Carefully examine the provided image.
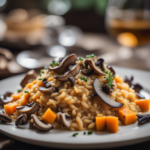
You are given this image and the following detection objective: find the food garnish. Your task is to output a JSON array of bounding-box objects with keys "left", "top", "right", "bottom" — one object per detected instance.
[
  {"left": 72, "top": 133, "right": 78, "bottom": 137},
  {"left": 86, "top": 54, "right": 95, "bottom": 58},
  {"left": 79, "top": 57, "right": 83, "bottom": 61},
  {"left": 79, "top": 76, "right": 87, "bottom": 82}
]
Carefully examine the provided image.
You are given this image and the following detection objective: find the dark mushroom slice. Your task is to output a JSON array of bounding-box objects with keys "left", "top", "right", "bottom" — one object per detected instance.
[
  {"left": 81, "top": 69, "right": 93, "bottom": 76},
  {"left": 42, "top": 78, "right": 47, "bottom": 84},
  {"left": 85, "top": 59, "right": 105, "bottom": 76},
  {"left": 57, "top": 106, "right": 62, "bottom": 113},
  {"left": 131, "top": 83, "right": 143, "bottom": 93},
  {"left": 20, "top": 70, "right": 37, "bottom": 88},
  {"left": 0, "top": 112, "right": 12, "bottom": 123},
  {"left": 39, "top": 86, "right": 56, "bottom": 95},
  {"left": 16, "top": 103, "right": 40, "bottom": 115},
  {"left": 138, "top": 116, "right": 150, "bottom": 125},
  {"left": 93, "top": 78, "right": 124, "bottom": 108},
  {"left": 137, "top": 93, "right": 145, "bottom": 99},
  {"left": 55, "top": 64, "right": 80, "bottom": 81},
  {"left": 107, "top": 66, "right": 116, "bottom": 76},
  {"left": 0, "top": 95, "right": 13, "bottom": 105},
  {"left": 68, "top": 77, "right": 75, "bottom": 87},
  {"left": 91, "top": 93, "right": 97, "bottom": 100},
  {"left": 49, "top": 53, "right": 77, "bottom": 74},
  {"left": 124, "top": 76, "right": 134, "bottom": 87},
  {"left": 60, "top": 113, "right": 71, "bottom": 128},
  {"left": 32, "top": 114, "right": 53, "bottom": 132},
  {"left": 102, "top": 84, "right": 114, "bottom": 94},
  {"left": 26, "top": 101, "right": 34, "bottom": 107},
  {"left": 45, "top": 82, "right": 51, "bottom": 88},
  {"left": 95, "top": 58, "right": 105, "bottom": 71},
  {"left": 15, "top": 114, "right": 28, "bottom": 127},
  {"left": 137, "top": 114, "right": 150, "bottom": 119}
]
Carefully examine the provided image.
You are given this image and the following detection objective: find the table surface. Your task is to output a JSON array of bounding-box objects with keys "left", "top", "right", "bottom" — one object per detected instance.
[{"left": 0, "top": 33, "right": 150, "bottom": 150}]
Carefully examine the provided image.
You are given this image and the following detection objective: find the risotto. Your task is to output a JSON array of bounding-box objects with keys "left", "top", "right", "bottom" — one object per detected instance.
[{"left": 0, "top": 53, "right": 150, "bottom": 133}]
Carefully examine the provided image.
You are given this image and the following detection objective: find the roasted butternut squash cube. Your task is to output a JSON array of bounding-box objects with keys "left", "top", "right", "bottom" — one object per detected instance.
[
  {"left": 20, "top": 93, "right": 30, "bottom": 106},
  {"left": 26, "top": 83, "right": 34, "bottom": 89},
  {"left": 106, "top": 116, "right": 118, "bottom": 133},
  {"left": 118, "top": 107, "right": 136, "bottom": 125},
  {"left": 11, "top": 93, "right": 23, "bottom": 101},
  {"left": 37, "top": 80, "right": 45, "bottom": 87},
  {"left": 42, "top": 108, "right": 56, "bottom": 124},
  {"left": 4, "top": 102, "right": 18, "bottom": 115},
  {"left": 96, "top": 117, "right": 107, "bottom": 131},
  {"left": 135, "top": 99, "right": 150, "bottom": 112}
]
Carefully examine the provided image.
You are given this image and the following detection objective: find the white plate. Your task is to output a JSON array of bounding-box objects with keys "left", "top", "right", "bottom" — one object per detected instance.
[{"left": 0, "top": 67, "right": 150, "bottom": 149}]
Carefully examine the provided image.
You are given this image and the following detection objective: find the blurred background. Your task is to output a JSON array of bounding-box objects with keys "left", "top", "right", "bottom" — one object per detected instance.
[{"left": 0, "top": 0, "right": 150, "bottom": 80}]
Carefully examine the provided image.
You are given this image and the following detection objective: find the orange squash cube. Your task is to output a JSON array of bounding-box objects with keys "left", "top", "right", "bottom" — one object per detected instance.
[
  {"left": 11, "top": 93, "right": 23, "bottom": 101},
  {"left": 114, "top": 75, "right": 123, "bottom": 84},
  {"left": 135, "top": 99, "right": 150, "bottom": 112},
  {"left": 32, "top": 80, "right": 37, "bottom": 84},
  {"left": 48, "top": 77, "right": 53, "bottom": 81},
  {"left": 96, "top": 117, "right": 107, "bottom": 131},
  {"left": 118, "top": 107, "right": 136, "bottom": 125},
  {"left": 26, "top": 83, "right": 34, "bottom": 89},
  {"left": 42, "top": 108, "right": 56, "bottom": 124},
  {"left": 106, "top": 116, "right": 118, "bottom": 133},
  {"left": 37, "top": 80, "right": 45, "bottom": 87},
  {"left": 4, "top": 102, "right": 18, "bottom": 115},
  {"left": 20, "top": 93, "right": 30, "bottom": 106}
]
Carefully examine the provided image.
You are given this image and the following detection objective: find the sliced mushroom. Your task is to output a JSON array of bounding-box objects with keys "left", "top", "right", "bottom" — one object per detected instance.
[
  {"left": 42, "top": 78, "right": 47, "bottom": 84},
  {"left": 26, "top": 101, "right": 34, "bottom": 107},
  {"left": 55, "top": 64, "right": 80, "bottom": 81},
  {"left": 85, "top": 59, "right": 104, "bottom": 76},
  {"left": 49, "top": 54, "right": 77, "bottom": 74},
  {"left": 102, "top": 84, "right": 113, "bottom": 94},
  {"left": 91, "top": 93, "right": 97, "bottom": 100},
  {"left": 20, "top": 70, "right": 37, "bottom": 88},
  {"left": 0, "top": 95, "right": 13, "bottom": 105},
  {"left": 32, "top": 114, "right": 53, "bottom": 132},
  {"left": 131, "top": 83, "right": 143, "bottom": 93},
  {"left": 95, "top": 58, "right": 105, "bottom": 71},
  {"left": 45, "top": 82, "right": 51, "bottom": 88},
  {"left": 138, "top": 116, "right": 150, "bottom": 125},
  {"left": 16, "top": 103, "right": 40, "bottom": 115},
  {"left": 107, "top": 66, "right": 116, "bottom": 76},
  {"left": 137, "top": 93, "right": 145, "bottom": 99},
  {"left": 60, "top": 113, "right": 71, "bottom": 128},
  {"left": 57, "top": 106, "right": 62, "bottom": 113},
  {"left": 124, "top": 76, "right": 134, "bottom": 87},
  {"left": 15, "top": 114, "right": 27, "bottom": 127},
  {"left": 81, "top": 69, "right": 93, "bottom": 76},
  {"left": 68, "top": 77, "right": 75, "bottom": 87},
  {"left": 93, "top": 78, "right": 124, "bottom": 108},
  {"left": 0, "top": 112, "right": 12, "bottom": 123},
  {"left": 39, "top": 86, "right": 56, "bottom": 95}
]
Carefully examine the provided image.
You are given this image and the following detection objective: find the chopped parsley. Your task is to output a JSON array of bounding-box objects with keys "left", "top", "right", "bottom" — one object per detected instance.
[
  {"left": 79, "top": 57, "right": 83, "bottom": 61},
  {"left": 72, "top": 133, "right": 78, "bottom": 137},
  {"left": 41, "top": 69, "right": 44, "bottom": 74},
  {"left": 39, "top": 74, "right": 41, "bottom": 76},
  {"left": 83, "top": 132, "right": 86, "bottom": 135},
  {"left": 86, "top": 54, "right": 95, "bottom": 58},
  {"left": 24, "top": 91, "right": 29, "bottom": 93},
  {"left": 88, "top": 131, "right": 93, "bottom": 135},
  {"left": 50, "top": 61, "right": 60, "bottom": 67},
  {"left": 38, "top": 78, "right": 42, "bottom": 80},
  {"left": 104, "top": 70, "right": 115, "bottom": 87},
  {"left": 17, "top": 89, "right": 22, "bottom": 93},
  {"left": 79, "top": 76, "right": 87, "bottom": 82}
]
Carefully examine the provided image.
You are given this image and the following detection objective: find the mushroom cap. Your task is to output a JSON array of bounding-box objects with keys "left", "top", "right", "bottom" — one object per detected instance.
[
  {"left": 55, "top": 64, "right": 80, "bottom": 81},
  {"left": 81, "top": 69, "right": 93, "bottom": 76},
  {"left": 32, "top": 114, "right": 53, "bottom": 132},
  {"left": 0, "top": 112, "right": 12, "bottom": 123},
  {"left": 93, "top": 78, "right": 124, "bottom": 108},
  {"left": 60, "top": 113, "right": 70, "bottom": 128},
  {"left": 39, "top": 86, "right": 56, "bottom": 95},
  {"left": 16, "top": 103, "right": 40, "bottom": 115},
  {"left": 85, "top": 59, "right": 104, "bottom": 76},
  {"left": 15, "top": 114, "right": 27, "bottom": 127},
  {"left": 49, "top": 53, "right": 77, "bottom": 74},
  {"left": 68, "top": 77, "right": 75, "bottom": 87},
  {"left": 107, "top": 66, "right": 116, "bottom": 76},
  {"left": 20, "top": 70, "right": 37, "bottom": 88},
  {"left": 0, "top": 95, "right": 13, "bottom": 105}
]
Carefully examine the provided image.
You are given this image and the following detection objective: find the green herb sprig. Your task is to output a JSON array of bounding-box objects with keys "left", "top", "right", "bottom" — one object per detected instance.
[
  {"left": 50, "top": 61, "right": 60, "bottom": 67},
  {"left": 79, "top": 76, "right": 87, "bottom": 82},
  {"left": 41, "top": 69, "right": 44, "bottom": 74},
  {"left": 17, "top": 89, "right": 22, "bottom": 93},
  {"left": 38, "top": 78, "right": 42, "bottom": 80},
  {"left": 72, "top": 133, "right": 78, "bottom": 137},
  {"left": 86, "top": 54, "right": 95, "bottom": 58},
  {"left": 24, "top": 91, "right": 29, "bottom": 93},
  {"left": 104, "top": 70, "right": 115, "bottom": 87},
  {"left": 87, "top": 131, "right": 93, "bottom": 135},
  {"left": 79, "top": 57, "right": 83, "bottom": 61}
]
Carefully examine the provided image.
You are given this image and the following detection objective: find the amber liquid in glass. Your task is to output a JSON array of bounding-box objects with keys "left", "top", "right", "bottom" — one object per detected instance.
[{"left": 107, "top": 19, "right": 150, "bottom": 47}]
